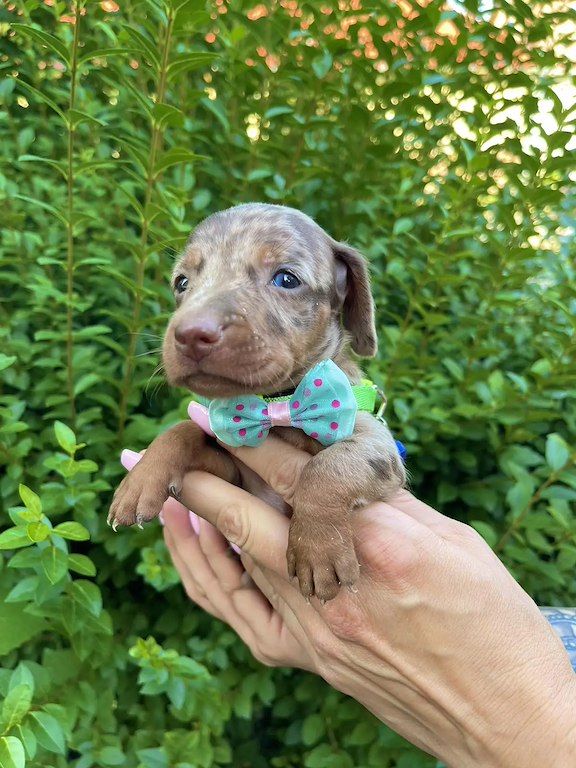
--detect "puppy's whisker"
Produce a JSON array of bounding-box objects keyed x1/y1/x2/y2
[{"x1": 144, "y1": 365, "x2": 167, "y2": 397}]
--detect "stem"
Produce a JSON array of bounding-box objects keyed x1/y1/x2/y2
[
  {"x1": 116, "y1": 8, "x2": 175, "y2": 443},
  {"x1": 65, "y1": 1, "x2": 83, "y2": 430}
]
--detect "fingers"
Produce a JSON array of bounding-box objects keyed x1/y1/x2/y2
[
  {"x1": 176, "y1": 469, "x2": 292, "y2": 576},
  {"x1": 162, "y1": 500, "x2": 316, "y2": 668},
  {"x1": 162, "y1": 503, "x2": 226, "y2": 620},
  {"x1": 220, "y1": 436, "x2": 311, "y2": 505}
]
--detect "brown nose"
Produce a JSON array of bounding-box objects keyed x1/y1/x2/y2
[{"x1": 174, "y1": 316, "x2": 223, "y2": 361}]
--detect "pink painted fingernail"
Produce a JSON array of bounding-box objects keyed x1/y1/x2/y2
[
  {"x1": 121, "y1": 449, "x2": 142, "y2": 471},
  {"x1": 188, "y1": 401, "x2": 215, "y2": 436},
  {"x1": 189, "y1": 511, "x2": 200, "y2": 534}
]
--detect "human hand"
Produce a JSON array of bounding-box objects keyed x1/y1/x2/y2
[{"x1": 160, "y1": 438, "x2": 576, "y2": 767}]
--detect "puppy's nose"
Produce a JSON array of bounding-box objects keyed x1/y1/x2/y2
[{"x1": 174, "y1": 317, "x2": 223, "y2": 361}]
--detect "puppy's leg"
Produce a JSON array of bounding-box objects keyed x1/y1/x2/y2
[
  {"x1": 287, "y1": 414, "x2": 405, "y2": 602},
  {"x1": 108, "y1": 421, "x2": 239, "y2": 529}
]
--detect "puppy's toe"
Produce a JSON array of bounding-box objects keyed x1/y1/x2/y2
[{"x1": 287, "y1": 527, "x2": 359, "y2": 603}]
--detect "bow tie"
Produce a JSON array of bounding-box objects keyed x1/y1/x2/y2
[{"x1": 189, "y1": 360, "x2": 364, "y2": 448}]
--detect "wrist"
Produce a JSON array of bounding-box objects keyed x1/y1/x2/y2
[{"x1": 462, "y1": 672, "x2": 576, "y2": 768}]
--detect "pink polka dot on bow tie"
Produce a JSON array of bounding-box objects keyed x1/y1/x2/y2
[
  {"x1": 236, "y1": 404, "x2": 244, "y2": 411},
  {"x1": 257, "y1": 431, "x2": 263, "y2": 439},
  {"x1": 314, "y1": 378, "x2": 323, "y2": 387},
  {"x1": 292, "y1": 400, "x2": 300, "y2": 409},
  {"x1": 239, "y1": 428, "x2": 247, "y2": 437},
  {"x1": 330, "y1": 422, "x2": 338, "y2": 430},
  {"x1": 233, "y1": 415, "x2": 241, "y2": 423},
  {"x1": 310, "y1": 404, "x2": 318, "y2": 410},
  {"x1": 332, "y1": 400, "x2": 340, "y2": 408},
  {"x1": 304, "y1": 388, "x2": 311, "y2": 398},
  {"x1": 310, "y1": 431, "x2": 319, "y2": 438},
  {"x1": 262, "y1": 407, "x2": 268, "y2": 416}
]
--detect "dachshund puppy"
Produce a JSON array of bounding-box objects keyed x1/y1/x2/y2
[{"x1": 109, "y1": 203, "x2": 405, "y2": 602}]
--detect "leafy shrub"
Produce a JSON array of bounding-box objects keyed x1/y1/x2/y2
[{"x1": 0, "y1": 0, "x2": 574, "y2": 765}]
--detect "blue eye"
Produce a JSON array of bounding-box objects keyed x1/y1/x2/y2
[{"x1": 271, "y1": 271, "x2": 301, "y2": 289}]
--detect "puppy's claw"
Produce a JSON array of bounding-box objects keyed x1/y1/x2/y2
[
  {"x1": 347, "y1": 584, "x2": 358, "y2": 594},
  {"x1": 137, "y1": 522, "x2": 144, "y2": 530},
  {"x1": 169, "y1": 484, "x2": 180, "y2": 500},
  {"x1": 112, "y1": 520, "x2": 118, "y2": 532}
]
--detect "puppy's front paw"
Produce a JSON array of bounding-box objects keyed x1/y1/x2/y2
[
  {"x1": 286, "y1": 516, "x2": 359, "y2": 603},
  {"x1": 107, "y1": 459, "x2": 182, "y2": 530}
]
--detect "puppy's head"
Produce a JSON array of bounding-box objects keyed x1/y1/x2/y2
[{"x1": 163, "y1": 203, "x2": 377, "y2": 397}]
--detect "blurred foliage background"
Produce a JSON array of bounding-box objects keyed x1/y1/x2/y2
[{"x1": 0, "y1": 0, "x2": 575, "y2": 765}]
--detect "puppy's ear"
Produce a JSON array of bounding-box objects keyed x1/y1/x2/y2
[{"x1": 331, "y1": 240, "x2": 378, "y2": 358}]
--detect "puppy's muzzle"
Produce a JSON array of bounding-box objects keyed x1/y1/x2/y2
[{"x1": 174, "y1": 314, "x2": 224, "y2": 362}]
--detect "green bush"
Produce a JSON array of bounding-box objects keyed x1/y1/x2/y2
[{"x1": 1, "y1": 0, "x2": 574, "y2": 765}]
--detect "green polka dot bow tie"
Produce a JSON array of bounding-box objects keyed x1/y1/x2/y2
[{"x1": 192, "y1": 359, "x2": 366, "y2": 448}]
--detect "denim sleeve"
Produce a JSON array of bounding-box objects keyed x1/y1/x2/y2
[{"x1": 541, "y1": 608, "x2": 576, "y2": 672}]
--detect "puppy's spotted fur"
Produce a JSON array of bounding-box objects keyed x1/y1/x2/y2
[{"x1": 109, "y1": 203, "x2": 405, "y2": 602}]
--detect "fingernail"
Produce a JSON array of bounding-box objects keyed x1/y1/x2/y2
[
  {"x1": 121, "y1": 449, "x2": 142, "y2": 471},
  {"x1": 187, "y1": 401, "x2": 215, "y2": 436},
  {"x1": 189, "y1": 511, "x2": 200, "y2": 534}
]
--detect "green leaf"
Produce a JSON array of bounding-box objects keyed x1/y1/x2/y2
[
  {"x1": 393, "y1": 217, "x2": 414, "y2": 235},
  {"x1": 346, "y1": 720, "x2": 377, "y2": 746},
  {"x1": 14, "y1": 81, "x2": 66, "y2": 122},
  {"x1": 41, "y1": 546, "x2": 69, "y2": 585},
  {"x1": 77, "y1": 46, "x2": 139, "y2": 67},
  {"x1": 26, "y1": 522, "x2": 50, "y2": 543},
  {"x1": 121, "y1": 26, "x2": 160, "y2": 69},
  {"x1": 11, "y1": 24, "x2": 70, "y2": 66},
  {"x1": 52, "y1": 522, "x2": 90, "y2": 541},
  {"x1": 151, "y1": 103, "x2": 184, "y2": 130},
  {"x1": 471, "y1": 521, "x2": 498, "y2": 548},
  {"x1": 167, "y1": 52, "x2": 218, "y2": 79},
  {"x1": 66, "y1": 109, "x2": 107, "y2": 129},
  {"x1": 545, "y1": 433, "x2": 570, "y2": 473},
  {"x1": 98, "y1": 746, "x2": 126, "y2": 766},
  {"x1": 0, "y1": 354, "x2": 17, "y2": 371},
  {"x1": 312, "y1": 51, "x2": 333, "y2": 79},
  {"x1": 0, "y1": 601, "x2": 46, "y2": 655},
  {"x1": 0, "y1": 684, "x2": 33, "y2": 732},
  {"x1": 0, "y1": 737, "x2": 25, "y2": 768},
  {"x1": 153, "y1": 147, "x2": 206, "y2": 177},
  {"x1": 28, "y1": 712, "x2": 65, "y2": 755},
  {"x1": 54, "y1": 421, "x2": 77, "y2": 454},
  {"x1": 18, "y1": 485, "x2": 42, "y2": 518},
  {"x1": 70, "y1": 580, "x2": 102, "y2": 617},
  {"x1": 506, "y1": 475, "x2": 535, "y2": 514},
  {"x1": 67, "y1": 554, "x2": 97, "y2": 577},
  {"x1": 301, "y1": 713, "x2": 325, "y2": 746},
  {"x1": 0, "y1": 528, "x2": 33, "y2": 551},
  {"x1": 17, "y1": 154, "x2": 67, "y2": 179},
  {"x1": 13, "y1": 194, "x2": 68, "y2": 226}
]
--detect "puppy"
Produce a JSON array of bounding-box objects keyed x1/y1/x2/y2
[{"x1": 109, "y1": 203, "x2": 406, "y2": 602}]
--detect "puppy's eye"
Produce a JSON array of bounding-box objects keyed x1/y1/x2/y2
[
  {"x1": 174, "y1": 275, "x2": 189, "y2": 294},
  {"x1": 271, "y1": 270, "x2": 301, "y2": 289}
]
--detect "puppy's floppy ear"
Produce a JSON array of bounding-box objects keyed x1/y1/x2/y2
[{"x1": 331, "y1": 240, "x2": 378, "y2": 358}]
